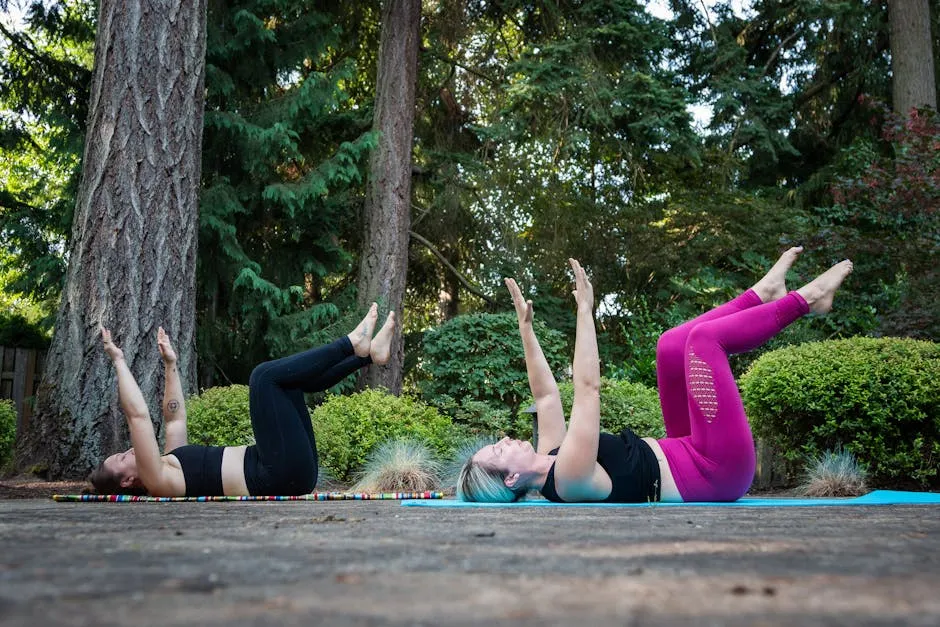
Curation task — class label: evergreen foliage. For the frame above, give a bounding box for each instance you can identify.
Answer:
[198,1,379,384]
[417,312,569,416]
[428,395,522,440]
[815,103,940,339]
[523,378,664,443]
[741,337,940,487]
[0,0,94,307]
[185,385,254,447]
[312,389,458,482]
[414,0,701,321]
[1,0,934,403]
[0,312,50,349]
[0,399,15,470]
[670,0,891,190]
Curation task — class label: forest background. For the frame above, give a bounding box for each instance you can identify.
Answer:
[1,0,937,479]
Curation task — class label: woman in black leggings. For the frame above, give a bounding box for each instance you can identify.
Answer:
[88,304,395,496]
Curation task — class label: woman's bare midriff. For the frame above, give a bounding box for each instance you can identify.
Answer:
[221,446,250,496]
[162,446,249,497]
[642,437,682,502]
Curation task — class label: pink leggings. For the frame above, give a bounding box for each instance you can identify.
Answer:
[656,290,809,501]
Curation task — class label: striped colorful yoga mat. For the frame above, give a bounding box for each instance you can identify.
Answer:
[53,491,444,502]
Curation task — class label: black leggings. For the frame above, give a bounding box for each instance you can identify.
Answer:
[243,337,370,495]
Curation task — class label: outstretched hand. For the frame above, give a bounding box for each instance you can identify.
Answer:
[157,326,177,364]
[569,258,594,311]
[100,325,125,363]
[504,278,533,326]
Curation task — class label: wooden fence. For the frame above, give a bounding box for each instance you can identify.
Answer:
[0,346,44,438]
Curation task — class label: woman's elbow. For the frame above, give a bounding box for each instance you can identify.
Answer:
[574,377,600,395]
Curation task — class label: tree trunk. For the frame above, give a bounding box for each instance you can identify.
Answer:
[888,0,937,114]
[357,0,421,393]
[17,0,207,478]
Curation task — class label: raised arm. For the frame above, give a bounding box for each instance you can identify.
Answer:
[553,260,601,491]
[101,327,175,495]
[157,326,188,451]
[505,278,566,454]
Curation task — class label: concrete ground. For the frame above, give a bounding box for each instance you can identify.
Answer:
[0,498,938,626]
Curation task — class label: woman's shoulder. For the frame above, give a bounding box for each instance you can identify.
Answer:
[549,435,614,502]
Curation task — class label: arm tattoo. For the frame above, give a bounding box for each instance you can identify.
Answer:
[167,399,180,413]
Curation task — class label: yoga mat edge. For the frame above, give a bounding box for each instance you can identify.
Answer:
[53,491,444,502]
[400,490,940,507]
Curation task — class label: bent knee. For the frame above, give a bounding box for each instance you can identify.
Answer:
[686,324,722,351]
[657,327,689,361]
[249,362,275,387]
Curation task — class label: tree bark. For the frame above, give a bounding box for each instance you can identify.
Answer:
[888,0,937,114]
[17,0,207,478]
[357,0,421,393]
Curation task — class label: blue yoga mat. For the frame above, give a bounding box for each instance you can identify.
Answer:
[401,490,940,508]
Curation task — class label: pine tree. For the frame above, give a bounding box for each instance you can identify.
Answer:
[0,1,94,311]
[198,1,378,386]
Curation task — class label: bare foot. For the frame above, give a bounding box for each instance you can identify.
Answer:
[796,260,854,314]
[348,303,378,357]
[752,246,803,303]
[370,312,396,365]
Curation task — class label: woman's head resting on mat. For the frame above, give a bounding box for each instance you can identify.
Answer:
[88,448,147,495]
[457,437,538,502]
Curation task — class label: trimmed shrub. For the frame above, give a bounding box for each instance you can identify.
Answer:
[417,312,569,415]
[741,337,940,486]
[186,385,254,447]
[0,399,15,469]
[523,378,664,442]
[313,389,458,481]
[429,394,527,439]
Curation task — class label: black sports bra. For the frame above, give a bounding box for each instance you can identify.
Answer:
[168,445,226,497]
[540,429,661,503]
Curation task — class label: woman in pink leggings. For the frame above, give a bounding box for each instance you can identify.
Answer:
[458,251,853,503]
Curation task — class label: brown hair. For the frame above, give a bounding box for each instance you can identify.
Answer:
[456,456,526,502]
[87,462,147,496]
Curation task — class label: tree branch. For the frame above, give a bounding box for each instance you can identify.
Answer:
[0,21,88,93]
[423,48,498,84]
[408,230,501,307]
[762,30,801,76]
[698,0,718,45]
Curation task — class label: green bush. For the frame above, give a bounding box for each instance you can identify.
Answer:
[417,312,569,415]
[522,378,664,442]
[428,394,527,439]
[0,399,16,469]
[0,313,50,349]
[313,389,459,481]
[740,337,940,486]
[186,385,254,447]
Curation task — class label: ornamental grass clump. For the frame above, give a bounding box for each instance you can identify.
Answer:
[800,447,869,497]
[352,438,441,493]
